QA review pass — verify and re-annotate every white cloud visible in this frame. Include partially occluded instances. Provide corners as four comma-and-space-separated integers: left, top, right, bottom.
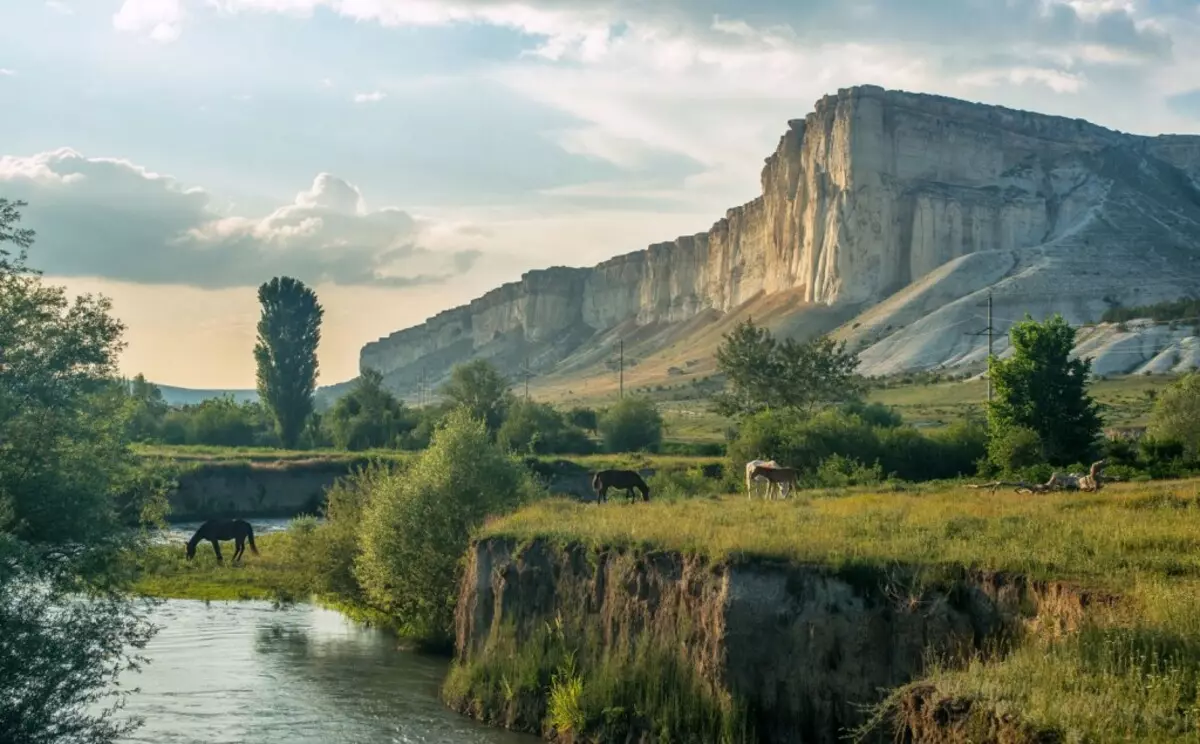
353, 90, 387, 104
45, 1, 74, 15
959, 66, 1088, 93
0, 69, 15, 77
113, 0, 185, 43
0, 149, 482, 289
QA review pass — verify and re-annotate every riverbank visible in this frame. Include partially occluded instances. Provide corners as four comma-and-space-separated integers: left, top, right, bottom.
133, 477, 1200, 741
446, 478, 1200, 743
137, 444, 727, 521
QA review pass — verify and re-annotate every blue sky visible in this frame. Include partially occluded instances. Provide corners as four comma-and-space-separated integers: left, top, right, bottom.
2, 0, 1199, 387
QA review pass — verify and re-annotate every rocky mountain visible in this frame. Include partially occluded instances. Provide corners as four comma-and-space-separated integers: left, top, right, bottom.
358, 85, 1200, 399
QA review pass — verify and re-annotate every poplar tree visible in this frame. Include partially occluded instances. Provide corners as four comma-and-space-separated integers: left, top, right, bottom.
254, 276, 323, 449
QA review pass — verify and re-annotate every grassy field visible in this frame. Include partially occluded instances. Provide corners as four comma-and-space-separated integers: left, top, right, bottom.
484, 478, 1200, 742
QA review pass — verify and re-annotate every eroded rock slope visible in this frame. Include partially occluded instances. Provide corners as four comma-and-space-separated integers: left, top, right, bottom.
358, 85, 1200, 394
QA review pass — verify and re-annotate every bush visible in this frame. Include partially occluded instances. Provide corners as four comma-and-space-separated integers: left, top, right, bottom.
355, 408, 540, 645
497, 401, 595, 455
1147, 373, 1200, 460
598, 397, 664, 453
988, 425, 1044, 473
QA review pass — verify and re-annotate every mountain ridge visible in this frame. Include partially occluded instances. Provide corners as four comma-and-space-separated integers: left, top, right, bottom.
355, 84, 1200, 399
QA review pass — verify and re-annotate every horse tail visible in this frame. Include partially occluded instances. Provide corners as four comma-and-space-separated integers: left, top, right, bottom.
246, 522, 259, 555
591, 472, 602, 492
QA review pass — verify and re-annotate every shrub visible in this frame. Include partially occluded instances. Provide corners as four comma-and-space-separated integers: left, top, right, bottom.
355, 408, 540, 645
1147, 373, 1200, 460
598, 397, 664, 453
497, 401, 594, 455
988, 425, 1044, 473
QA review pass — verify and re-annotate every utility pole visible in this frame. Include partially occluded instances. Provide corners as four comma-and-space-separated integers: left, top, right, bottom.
519, 355, 533, 402
966, 291, 995, 409
618, 339, 624, 400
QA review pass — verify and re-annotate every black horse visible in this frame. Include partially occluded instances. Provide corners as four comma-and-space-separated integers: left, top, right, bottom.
185, 518, 258, 563
591, 469, 650, 503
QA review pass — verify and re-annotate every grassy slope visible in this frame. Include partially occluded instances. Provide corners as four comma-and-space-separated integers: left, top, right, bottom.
484, 480, 1200, 742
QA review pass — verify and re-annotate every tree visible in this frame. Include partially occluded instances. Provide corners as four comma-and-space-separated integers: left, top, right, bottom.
1, 198, 163, 743
125, 374, 168, 442
355, 408, 537, 645
714, 319, 864, 417
1147, 372, 1200, 460
713, 319, 777, 416
439, 359, 514, 435
254, 276, 324, 449
598, 396, 663, 453
497, 400, 593, 454
988, 314, 1102, 466
567, 406, 599, 434
326, 368, 414, 450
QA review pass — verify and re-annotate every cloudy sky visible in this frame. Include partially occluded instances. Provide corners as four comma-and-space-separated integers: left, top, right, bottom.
2, 0, 1199, 388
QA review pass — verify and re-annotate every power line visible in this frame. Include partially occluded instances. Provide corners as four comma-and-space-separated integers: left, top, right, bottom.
965, 291, 995, 406
518, 355, 534, 402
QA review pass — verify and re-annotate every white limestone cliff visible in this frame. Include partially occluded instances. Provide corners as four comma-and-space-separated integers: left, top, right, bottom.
357, 85, 1200, 394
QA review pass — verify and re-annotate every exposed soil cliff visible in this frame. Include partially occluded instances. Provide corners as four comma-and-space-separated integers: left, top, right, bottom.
445, 538, 1104, 743
358, 85, 1200, 396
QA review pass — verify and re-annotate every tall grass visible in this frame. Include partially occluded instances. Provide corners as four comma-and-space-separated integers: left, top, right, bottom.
484, 480, 1200, 586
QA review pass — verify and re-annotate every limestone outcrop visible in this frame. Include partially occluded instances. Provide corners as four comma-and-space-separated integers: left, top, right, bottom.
357, 85, 1200, 395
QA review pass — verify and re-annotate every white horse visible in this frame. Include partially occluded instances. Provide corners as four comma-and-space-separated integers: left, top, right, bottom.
747, 463, 798, 501
745, 459, 781, 499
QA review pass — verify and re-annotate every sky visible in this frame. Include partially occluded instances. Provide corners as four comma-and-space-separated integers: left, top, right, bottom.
2, 0, 1200, 389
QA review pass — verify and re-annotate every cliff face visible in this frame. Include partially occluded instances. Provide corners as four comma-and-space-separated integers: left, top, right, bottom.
446, 538, 1100, 743
359, 85, 1200, 393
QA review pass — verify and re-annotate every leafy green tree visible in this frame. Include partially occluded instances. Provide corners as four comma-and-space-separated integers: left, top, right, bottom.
254, 276, 324, 449
326, 368, 414, 450
1, 198, 164, 743
714, 319, 864, 417
598, 396, 663, 453
988, 314, 1102, 466
439, 359, 514, 435
713, 319, 777, 416
355, 408, 537, 644
1147, 373, 1200, 460
125, 373, 168, 442
567, 406, 599, 434
497, 400, 593, 454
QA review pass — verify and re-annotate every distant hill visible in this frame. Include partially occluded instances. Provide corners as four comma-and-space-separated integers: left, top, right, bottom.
153, 385, 258, 406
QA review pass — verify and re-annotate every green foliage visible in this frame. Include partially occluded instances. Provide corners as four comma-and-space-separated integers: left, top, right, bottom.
988, 314, 1103, 465
567, 406, 599, 433
439, 359, 515, 435
497, 400, 594, 455
987, 425, 1045, 473
1148, 373, 1200, 460
728, 408, 985, 485
159, 396, 277, 447
0, 198, 163, 743
326, 369, 416, 451
125, 373, 168, 442
598, 397, 664, 453
713, 319, 865, 417
355, 408, 538, 643
254, 276, 324, 449
1101, 296, 1200, 323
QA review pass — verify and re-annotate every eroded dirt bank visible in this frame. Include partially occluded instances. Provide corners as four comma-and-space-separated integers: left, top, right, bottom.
445, 538, 1104, 743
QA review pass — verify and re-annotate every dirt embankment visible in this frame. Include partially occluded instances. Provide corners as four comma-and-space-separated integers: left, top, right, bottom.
448, 538, 1105, 743
159, 456, 645, 520
164, 459, 357, 520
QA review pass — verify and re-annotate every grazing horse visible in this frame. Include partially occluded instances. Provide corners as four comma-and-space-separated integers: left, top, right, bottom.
185, 518, 258, 563
745, 459, 781, 499
591, 469, 650, 503
747, 464, 799, 501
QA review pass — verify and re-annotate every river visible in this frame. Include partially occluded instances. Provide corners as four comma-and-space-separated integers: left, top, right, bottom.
117, 599, 537, 744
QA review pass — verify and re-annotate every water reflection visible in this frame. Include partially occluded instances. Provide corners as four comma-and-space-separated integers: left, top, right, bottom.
118, 599, 535, 744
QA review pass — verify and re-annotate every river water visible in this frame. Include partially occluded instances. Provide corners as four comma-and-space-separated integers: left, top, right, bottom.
117, 599, 536, 744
